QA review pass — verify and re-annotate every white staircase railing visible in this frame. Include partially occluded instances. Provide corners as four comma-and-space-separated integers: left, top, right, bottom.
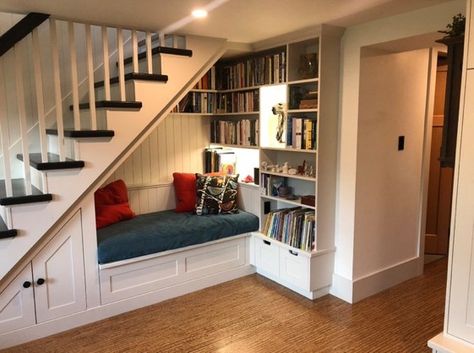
0, 14, 185, 202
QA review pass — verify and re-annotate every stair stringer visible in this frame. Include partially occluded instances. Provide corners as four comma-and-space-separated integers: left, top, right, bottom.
0, 35, 227, 283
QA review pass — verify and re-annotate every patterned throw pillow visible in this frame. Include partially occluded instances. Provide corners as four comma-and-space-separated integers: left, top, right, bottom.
195, 174, 239, 215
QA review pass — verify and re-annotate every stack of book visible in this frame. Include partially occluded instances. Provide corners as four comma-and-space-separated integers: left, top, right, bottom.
210, 119, 259, 146
216, 91, 259, 113
299, 90, 318, 109
173, 92, 215, 114
203, 148, 236, 174
262, 207, 316, 252
193, 66, 216, 90
286, 116, 317, 150
217, 49, 286, 89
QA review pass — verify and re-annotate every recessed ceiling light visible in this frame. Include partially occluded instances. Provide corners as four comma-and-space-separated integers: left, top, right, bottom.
192, 8, 208, 18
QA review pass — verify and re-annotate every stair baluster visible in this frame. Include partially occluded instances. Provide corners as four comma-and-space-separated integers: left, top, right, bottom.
146, 32, 153, 74
117, 28, 126, 102
85, 24, 98, 130
31, 28, 48, 164
14, 43, 32, 195
101, 26, 111, 101
0, 67, 13, 198
68, 22, 81, 131
49, 18, 65, 161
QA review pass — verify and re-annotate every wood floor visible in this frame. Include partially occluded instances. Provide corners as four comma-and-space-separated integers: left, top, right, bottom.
2, 259, 447, 353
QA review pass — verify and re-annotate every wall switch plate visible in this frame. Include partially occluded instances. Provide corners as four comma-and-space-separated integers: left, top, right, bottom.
398, 136, 405, 151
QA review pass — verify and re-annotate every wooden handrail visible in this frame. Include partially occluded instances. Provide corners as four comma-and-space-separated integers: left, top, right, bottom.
0, 12, 49, 57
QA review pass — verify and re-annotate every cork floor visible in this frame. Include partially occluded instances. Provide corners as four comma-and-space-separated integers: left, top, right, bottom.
2, 258, 447, 353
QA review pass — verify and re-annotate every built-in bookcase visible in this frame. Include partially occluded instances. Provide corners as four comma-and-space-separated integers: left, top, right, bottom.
172, 25, 343, 299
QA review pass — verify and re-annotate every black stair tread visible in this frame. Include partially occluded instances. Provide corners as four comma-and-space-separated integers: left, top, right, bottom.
0, 179, 53, 206
94, 72, 168, 88
122, 46, 193, 66
17, 153, 85, 171
0, 217, 17, 239
46, 129, 115, 138
70, 100, 142, 111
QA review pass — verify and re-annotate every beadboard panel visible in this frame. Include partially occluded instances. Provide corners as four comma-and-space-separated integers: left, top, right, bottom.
112, 114, 210, 186
128, 184, 176, 215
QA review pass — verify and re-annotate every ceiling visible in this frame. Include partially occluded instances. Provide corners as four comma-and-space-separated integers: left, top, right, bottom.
0, 0, 456, 44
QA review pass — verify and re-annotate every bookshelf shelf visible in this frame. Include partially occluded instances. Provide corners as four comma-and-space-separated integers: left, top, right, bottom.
190, 88, 218, 93
169, 112, 215, 116
214, 111, 259, 116
210, 143, 259, 150
261, 171, 315, 182
260, 147, 317, 154
261, 195, 316, 210
287, 108, 318, 113
288, 78, 319, 85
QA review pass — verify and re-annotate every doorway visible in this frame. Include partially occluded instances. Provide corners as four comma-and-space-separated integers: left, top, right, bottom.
424, 54, 454, 258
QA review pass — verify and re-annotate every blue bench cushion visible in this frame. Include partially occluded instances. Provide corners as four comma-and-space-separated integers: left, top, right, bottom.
97, 210, 259, 264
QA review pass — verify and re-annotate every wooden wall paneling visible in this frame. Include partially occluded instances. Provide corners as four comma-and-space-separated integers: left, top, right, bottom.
111, 113, 210, 187
141, 134, 151, 185
149, 127, 159, 184
173, 115, 184, 173
157, 119, 168, 182
165, 116, 176, 179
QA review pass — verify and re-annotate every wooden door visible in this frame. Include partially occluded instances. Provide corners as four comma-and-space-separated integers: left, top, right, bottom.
32, 211, 86, 323
425, 66, 454, 255
0, 264, 35, 334
446, 69, 474, 343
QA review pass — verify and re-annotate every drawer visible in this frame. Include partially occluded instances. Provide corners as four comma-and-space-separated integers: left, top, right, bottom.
254, 237, 280, 278
279, 248, 310, 290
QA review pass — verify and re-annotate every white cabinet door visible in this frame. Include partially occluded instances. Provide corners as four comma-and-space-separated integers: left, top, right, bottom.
32, 211, 86, 323
446, 70, 474, 343
254, 236, 280, 278
0, 264, 35, 334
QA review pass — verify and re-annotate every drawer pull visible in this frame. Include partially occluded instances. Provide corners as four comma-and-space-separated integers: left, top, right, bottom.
289, 250, 298, 256
263, 240, 271, 246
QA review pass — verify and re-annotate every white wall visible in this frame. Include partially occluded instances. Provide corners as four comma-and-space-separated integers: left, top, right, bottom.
334, 0, 465, 302
354, 48, 430, 278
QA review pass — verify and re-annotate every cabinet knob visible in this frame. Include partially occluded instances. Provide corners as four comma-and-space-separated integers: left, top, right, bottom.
36, 278, 45, 286
22, 281, 31, 288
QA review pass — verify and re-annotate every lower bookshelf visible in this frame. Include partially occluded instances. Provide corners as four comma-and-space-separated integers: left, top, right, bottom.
251, 232, 335, 299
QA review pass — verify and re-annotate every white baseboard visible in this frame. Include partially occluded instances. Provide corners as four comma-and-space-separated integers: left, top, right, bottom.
330, 272, 354, 303
0, 265, 255, 350
352, 256, 423, 303
330, 257, 423, 304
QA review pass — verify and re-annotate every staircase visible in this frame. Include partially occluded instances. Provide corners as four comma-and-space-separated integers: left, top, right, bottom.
0, 13, 226, 283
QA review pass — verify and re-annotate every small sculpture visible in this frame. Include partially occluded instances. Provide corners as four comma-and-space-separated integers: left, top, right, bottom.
261, 161, 268, 171
288, 168, 297, 175
282, 162, 289, 174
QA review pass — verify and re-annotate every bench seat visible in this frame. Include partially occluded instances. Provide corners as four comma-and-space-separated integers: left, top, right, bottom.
97, 210, 259, 264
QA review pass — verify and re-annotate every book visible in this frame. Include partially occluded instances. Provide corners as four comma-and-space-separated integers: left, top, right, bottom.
295, 118, 303, 149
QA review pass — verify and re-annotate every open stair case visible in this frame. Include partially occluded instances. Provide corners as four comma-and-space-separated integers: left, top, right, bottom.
0, 11, 226, 337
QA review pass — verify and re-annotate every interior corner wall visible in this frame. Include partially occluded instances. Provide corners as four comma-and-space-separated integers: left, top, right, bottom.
111, 113, 210, 186
333, 0, 465, 302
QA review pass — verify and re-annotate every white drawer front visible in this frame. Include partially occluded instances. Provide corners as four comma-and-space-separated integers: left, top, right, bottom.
254, 237, 280, 278
100, 255, 181, 304
279, 248, 309, 290
100, 237, 249, 304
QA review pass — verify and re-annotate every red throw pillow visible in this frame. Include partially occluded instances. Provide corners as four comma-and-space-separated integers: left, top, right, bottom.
173, 173, 197, 212
94, 180, 135, 229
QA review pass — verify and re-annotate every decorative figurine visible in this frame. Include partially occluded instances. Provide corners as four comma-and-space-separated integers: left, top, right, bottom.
288, 168, 298, 175
282, 162, 289, 174
261, 161, 268, 171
